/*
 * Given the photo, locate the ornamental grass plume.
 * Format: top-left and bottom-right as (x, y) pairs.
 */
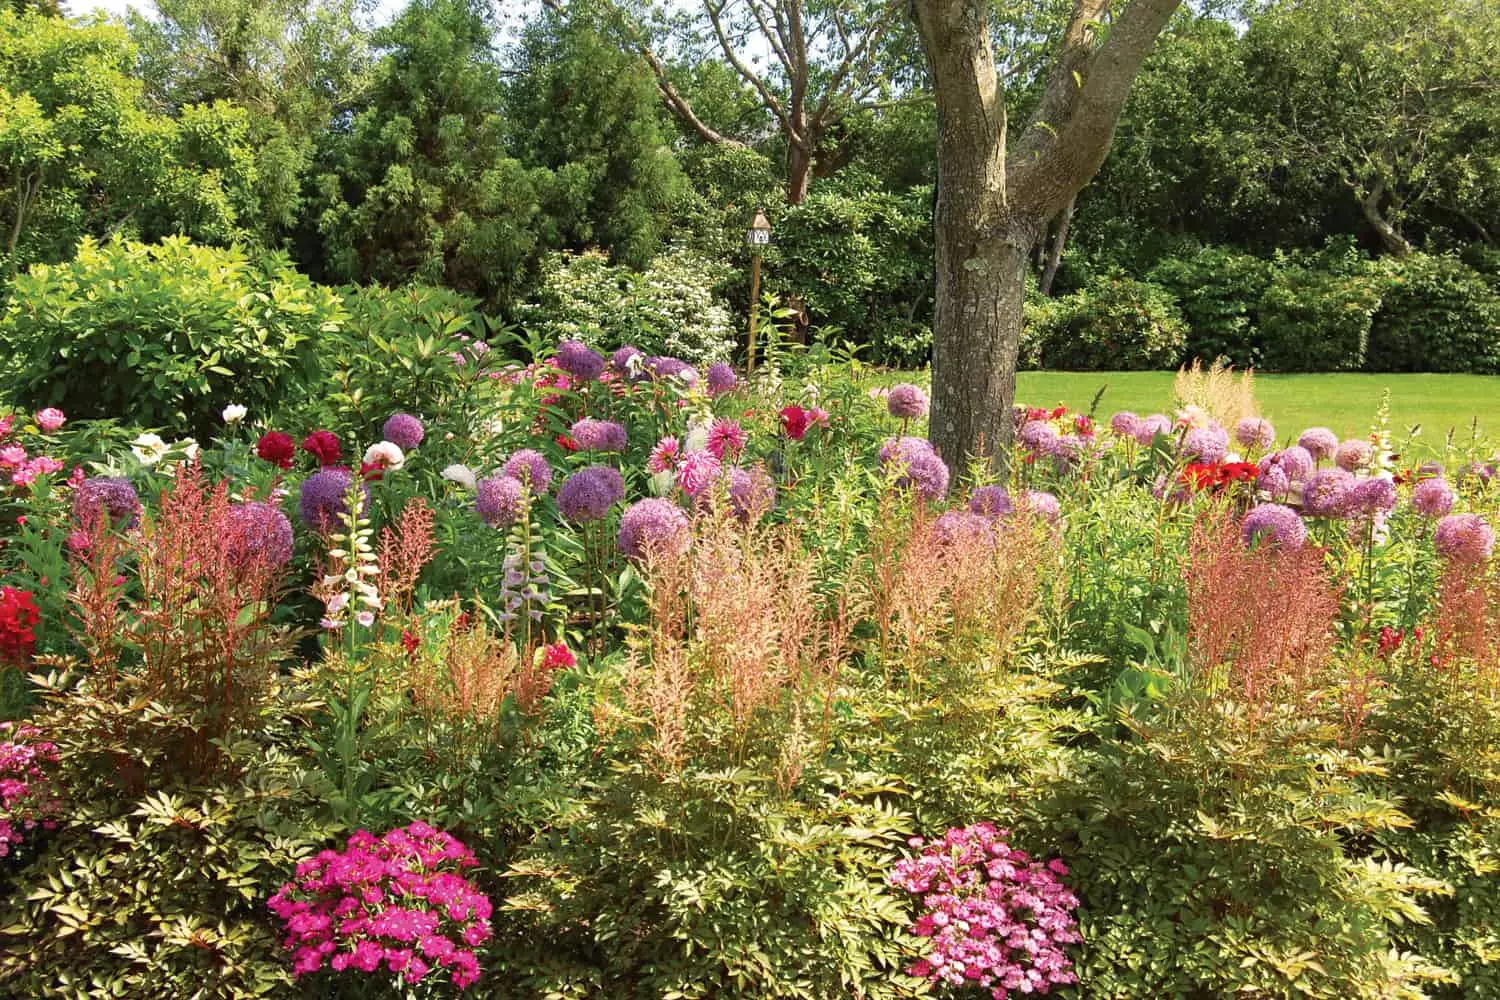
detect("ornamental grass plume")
(407, 602), (558, 737)
(1185, 515), (1342, 719)
(1173, 358), (1259, 431)
(890, 823), (1080, 999)
(268, 822), (493, 991)
(377, 497), (436, 615)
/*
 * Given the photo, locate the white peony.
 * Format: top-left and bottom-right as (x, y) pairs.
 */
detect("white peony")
(222, 404), (247, 424)
(130, 433), (169, 465)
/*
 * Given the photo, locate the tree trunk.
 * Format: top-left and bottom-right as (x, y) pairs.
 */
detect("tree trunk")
(786, 141), (813, 205)
(1360, 180), (1412, 257)
(1038, 194), (1075, 297)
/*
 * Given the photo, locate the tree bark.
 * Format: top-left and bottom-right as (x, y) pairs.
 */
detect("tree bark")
(787, 141), (813, 205)
(1038, 194), (1075, 297)
(1360, 180), (1412, 257)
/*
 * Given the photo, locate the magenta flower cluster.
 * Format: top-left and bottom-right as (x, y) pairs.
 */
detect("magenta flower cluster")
(889, 822), (1081, 999)
(268, 822), (494, 991)
(0, 722), (63, 859)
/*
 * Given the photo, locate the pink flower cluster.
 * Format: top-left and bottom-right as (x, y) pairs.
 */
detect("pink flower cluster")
(889, 822), (1080, 999)
(268, 822), (494, 990)
(0, 723), (63, 858)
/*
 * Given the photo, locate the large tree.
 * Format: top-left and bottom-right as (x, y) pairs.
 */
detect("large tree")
(912, 0), (1181, 469)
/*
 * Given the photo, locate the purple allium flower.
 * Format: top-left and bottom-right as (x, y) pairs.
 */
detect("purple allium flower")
(1261, 446), (1314, 483)
(299, 469), (367, 532)
(73, 477), (142, 530)
(1411, 478), (1456, 519)
(723, 465), (775, 521)
(557, 466), (624, 523)
(618, 498), (692, 561)
(1016, 420), (1058, 453)
(1109, 411), (1143, 438)
(1181, 426), (1229, 464)
(555, 340), (606, 382)
(1242, 503), (1307, 550)
(643, 356), (698, 386)
(705, 363), (737, 397)
(1350, 476), (1398, 516)
(225, 502), (294, 567)
(879, 437), (947, 502)
(382, 413), (425, 450)
(930, 510), (996, 548)
(1335, 439), (1373, 472)
(1298, 427), (1339, 461)
(676, 450), (722, 498)
(1435, 514), (1495, 564)
(1258, 465), (1290, 500)
(569, 418), (627, 453)
(1020, 490), (1061, 523)
(476, 475), (528, 529)
(967, 485), (1013, 518)
(1135, 414), (1173, 445)
(1235, 417), (1275, 451)
(611, 345), (643, 375)
(501, 449), (553, 494)
(1460, 461), (1497, 485)
(879, 436), (935, 465)
(1301, 468), (1355, 519)
(886, 383), (930, 420)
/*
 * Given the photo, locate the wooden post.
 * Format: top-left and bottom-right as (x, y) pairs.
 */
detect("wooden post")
(747, 251), (762, 371)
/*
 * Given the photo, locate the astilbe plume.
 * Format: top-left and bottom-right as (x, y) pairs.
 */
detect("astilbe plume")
(889, 823), (1080, 999)
(1430, 563), (1500, 685)
(268, 822), (493, 991)
(378, 498), (436, 615)
(1185, 516), (1342, 719)
(0, 722), (63, 858)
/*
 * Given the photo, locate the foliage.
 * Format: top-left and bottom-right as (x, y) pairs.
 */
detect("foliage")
(1367, 252), (1500, 374)
(0, 237), (341, 436)
(1028, 274), (1188, 371)
(1255, 245), (1383, 372)
(1149, 243), (1275, 368)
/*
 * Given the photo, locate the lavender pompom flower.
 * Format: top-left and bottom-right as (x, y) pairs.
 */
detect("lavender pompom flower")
(618, 498), (692, 561)
(570, 418), (627, 453)
(1350, 476), (1398, 516)
(225, 502), (294, 567)
(1335, 439), (1373, 472)
(1435, 514), (1495, 565)
(1302, 468), (1355, 519)
(299, 469), (366, 532)
(930, 510), (996, 548)
(556, 340), (606, 382)
(1016, 421), (1059, 453)
(1261, 446), (1314, 483)
(886, 383), (930, 420)
(879, 436), (936, 465)
(968, 485), (1013, 518)
(1411, 478), (1455, 519)
(502, 449), (553, 494)
(74, 477), (142, 530)
(878, 437), (947, 502)
(1181, 427), (1228, 464)
(724, 465), (775, 521)
(643, 356), (698, 386)
(611, 345), (643, 375)
(1298, 427), (1339, 461)
(382, 413), (425, 450)
(1259, 464), (1290, 500)
(1109, 411), (1143, 438)
(1135, 414), (1173, 445)
(705, 363), (737, 397)
(557, 466), (624, 523)
(1242, 503), (1307, 550)
(1235, 417), (1275, 451)
(1020, 490), (1061, 523)
(476, 475), (528, 529)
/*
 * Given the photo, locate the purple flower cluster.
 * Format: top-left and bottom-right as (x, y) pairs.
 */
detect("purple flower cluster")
(1298, 427), (1338, 461)
(225, 502), (295, 568)
(1335, 439), (1373, 472)
(1180, 425), (1229, 464)
(1301, 468), (1355, 519)
(499, 551), (549, 624)
(73, 477), (142, 531)
(931, 510), (997, 548)
(557, 466), (624, 523)
(1134, 414), (1173, 445)
(1435, 514), (1495, 565)
(382, 413), (425, 451)
(611, 345), (643, 375)
(299, 470), (366, 532)
(618, 498), (692, 561)
(570, 418), (627, 453)
(502, 449), (553, 494)
(643, 356), (698, 386)
(0, 723), (62, 859)
(1108, 411), (1143, 438)
(705, 363), (737, 397)
(1261, 446), (1314, 483)
(476, 476), (528, 529)
(887, 383), (930, 420)
(555, 340), (606, 382)
(1016, 421), (1058, 454)
(968, 486), (1013, 518)
(723, 465), (776, 522)
(1020, 490), (1062, 524)
(889, 823), (1080, 999)
(1411, 478), (1455, 519)
(1242, 503), (1307, 550)
(1350, 476), (1397, 517)
(268, 822), (493, 991)
(1235, 417), (1275, 451)
(879, 437), (949, 502)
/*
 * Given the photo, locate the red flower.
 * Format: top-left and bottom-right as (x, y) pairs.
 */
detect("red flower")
(557, 433), (579, 453)
(1377, 626), (1404, 658)
(256, 432), (296, 469)
(780, 405), (810, 441)
(541, 642), (576, 672)
(0, 586), (40, 664)
(1026, 407), (1049, 422)
(401, 629), (420, 658)
(1050, 406), (1067, 420)
(358, 461), (384, 482)
(301, 430), (341, 467)
(1074, 414), (1094, 437)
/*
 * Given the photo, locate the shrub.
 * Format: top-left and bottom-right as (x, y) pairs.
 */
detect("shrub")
(0, 237), (343, 438)
(1367, 253), (1500, 373)
(1031, 274), (1188, 370)
(1256, 246), (1382, 371)
(1149, 244), (1275, 367)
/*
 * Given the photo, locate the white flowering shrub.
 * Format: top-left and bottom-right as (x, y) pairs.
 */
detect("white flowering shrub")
(519, 249), (735, 366)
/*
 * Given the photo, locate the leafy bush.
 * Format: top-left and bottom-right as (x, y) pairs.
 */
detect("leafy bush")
(1149, 244), (1275, 367)
(0, 237), (343, 437)
(1030, 274), (1188, 370)
(1256, 245), (1382, 371)
(1367, 253), (1500, 373)
(518, 248), (735, 366)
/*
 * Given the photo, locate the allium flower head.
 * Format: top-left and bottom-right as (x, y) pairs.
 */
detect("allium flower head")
(1242, 503), (1307, 550)
(256, 432), (296, 469)
(1021, 490), (1061, 523)
(1435, 514), (1495, 565)
(299, 469), (366, 532)
(1298, 427), (1339, 461)
(1135, 413), (1173, 445)
(1301, 468), (1355, 519)
(618, 498), (692, 561)
(723, 465), (775, 522)
(968, 485), (1013, 518)
(1109, 411), (1143, 438)
(1411, 477), (1455, 518)
(225, 502), (294, 567)
(555, 340), (606, 382)
(643, 356), (698, 385)
(676, 450), (722, 498)
(569, 418), (627, 453)
(1350, 476), (1398, 516)
(557, 466), (624, 523)
(930, 510), (996, 548)
(705, 363), (737, 397)
(476, 476), (528, 529)
(880, 437), (948, 502)
(1180, 426), (1229, 464)
(1259, 464), (1290, 499)
(1016, 420), (1058, 453)
(1235, 417), (1275, 451)
(1335, 438), (1373, 472)
(611, 345), (643, 375)
(1262, 445), (1314, 483)
(501, 449), (552, 493)
(73, 477), (141, 530)
(382, 413), (425, 450)
(886, 383), (929, 420)
(706, 419), (747, 460)
(34, 409), (65, 433)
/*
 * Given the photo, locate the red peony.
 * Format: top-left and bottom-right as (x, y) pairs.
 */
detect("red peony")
(0, 587), (40, 664)
(780, 405), (810, 441)
(301, 430), (341, 467)
(256, 432), (296, 470)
